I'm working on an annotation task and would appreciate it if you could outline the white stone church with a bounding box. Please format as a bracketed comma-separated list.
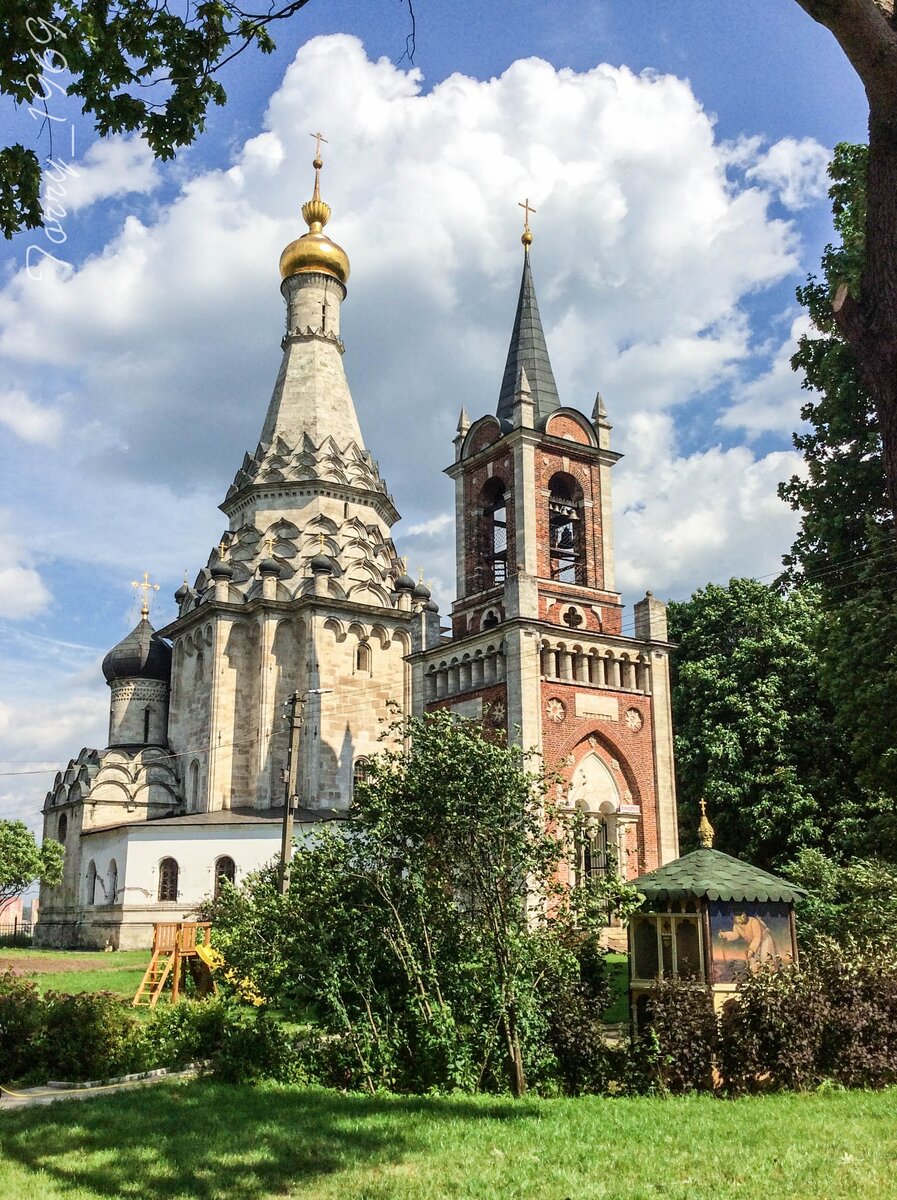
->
[37, 152, 679, 949]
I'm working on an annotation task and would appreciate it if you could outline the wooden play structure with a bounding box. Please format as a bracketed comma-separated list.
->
[133, 921, 217, 1007]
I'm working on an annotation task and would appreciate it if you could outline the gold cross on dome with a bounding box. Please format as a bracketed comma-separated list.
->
[218, 538, 229, 562]
[131, 571, 159, 619]
[265, 534, 276, 557]
[318, 532, 326, 552]
[518, 197, 536, 229]
[310, 131, 328, 159]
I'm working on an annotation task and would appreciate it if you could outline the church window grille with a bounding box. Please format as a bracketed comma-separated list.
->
[355, 642, 372, 674]
[158, 858, 179, 902]
[353, 757, 371, 798]
[548, 474, 585, 585]
[107, 859, 118, 906]
[57, 813, 67, 842]
[479, 480, 508, 588]
[85, 860, 98, 906]
[143, 706, 151, 744]
[214, 856, 236, 898]
[580, 818, 611, 882]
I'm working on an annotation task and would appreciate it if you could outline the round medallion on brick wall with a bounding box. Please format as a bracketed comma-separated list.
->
[625, 707, 644, 732]
[546, 697, 566, 723]
[489, 701, 506, 727]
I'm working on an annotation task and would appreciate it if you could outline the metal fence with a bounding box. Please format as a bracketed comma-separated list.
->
[0, 920, 34, 945]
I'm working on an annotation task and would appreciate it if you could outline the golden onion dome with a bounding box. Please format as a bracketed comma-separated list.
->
[279, 153, 350, 286]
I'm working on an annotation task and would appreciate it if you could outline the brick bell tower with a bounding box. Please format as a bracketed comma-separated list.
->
[411, 208, 679, 878]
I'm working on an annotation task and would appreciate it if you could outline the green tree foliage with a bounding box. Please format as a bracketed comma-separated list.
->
[668, 578, 857, 869]
[0, 819, 63, 904]
[785, 848, 897, 954]
[1, 0, 312, 237]
[209, 710, 630, 1097]
[780, 143, 897, 844]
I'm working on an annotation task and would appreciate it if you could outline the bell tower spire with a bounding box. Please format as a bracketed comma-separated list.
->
[496, 202, 560, 428]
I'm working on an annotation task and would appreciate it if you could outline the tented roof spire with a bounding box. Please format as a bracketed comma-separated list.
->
[496, 216, 560, 427]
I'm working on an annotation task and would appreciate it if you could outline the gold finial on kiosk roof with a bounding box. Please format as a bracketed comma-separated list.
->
[698, 798, 715, 849]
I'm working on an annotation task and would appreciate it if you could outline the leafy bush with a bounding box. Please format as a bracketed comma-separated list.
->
[718, 962, 826, 1093]
[143, 998, 235, 1068]
[38, 991, 148, 1082]
[638, 976, 718, 1094]
[209, 1009, 307, 1085]
[0, 971, 44, 1082]
[718, 940, 897, 1093]
[785, 849, 897, 954]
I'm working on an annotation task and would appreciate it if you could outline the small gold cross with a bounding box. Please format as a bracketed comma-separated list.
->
[318, 532, 326, 552]
[265, 534, 276, 557]
[131, 571, 159, 619]
[218, 538, 229, 562]
[310, 131, 328, 160]
[518, 197, 536, 229]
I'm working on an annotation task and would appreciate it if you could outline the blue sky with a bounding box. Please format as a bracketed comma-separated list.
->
[0, 0, 869, 827]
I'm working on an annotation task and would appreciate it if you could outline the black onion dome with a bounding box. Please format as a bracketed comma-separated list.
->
[102, 618, 171, 684]
[210, 559, 234, 580]
[259, 557, 282, 577]
[395, 573, 415, 592]
[425, 598, 439, 613]
[174, 582, 191, 602]
[310, 553, 333, 574]
[412, 580, 431, 601]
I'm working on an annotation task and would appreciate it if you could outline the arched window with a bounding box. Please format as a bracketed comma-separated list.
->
[189, 760, 200, 812]
[355, 642, 372, 674]
[352, 757, 371, 798]
[548, 473, 585, 585]
[214, 856, 236, 899]
[195, 651, 205, 683]
[107, 859, 118, 906]
[581, 818, 610, 881]
[143, 705, 152, 743]
[158, 858, 179, 902]
[85, 860, 98, 905]
[479, 479, 508, 588]
[57, 812, 68, 842]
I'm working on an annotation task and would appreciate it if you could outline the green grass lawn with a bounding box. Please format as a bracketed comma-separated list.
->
[603, 952, 629, 1023]
[0, 1081, 895, 1199]
[0, 950, 149, 999]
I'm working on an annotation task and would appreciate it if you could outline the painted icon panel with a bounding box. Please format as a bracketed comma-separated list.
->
[708, 901, 793, 983]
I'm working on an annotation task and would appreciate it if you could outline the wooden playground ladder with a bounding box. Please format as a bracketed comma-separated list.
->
[133, 921, 212, 1008]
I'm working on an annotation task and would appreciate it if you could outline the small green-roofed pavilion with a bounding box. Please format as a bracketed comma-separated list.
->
[627, 803, 805, 1022]
[632, 847, 806, 905]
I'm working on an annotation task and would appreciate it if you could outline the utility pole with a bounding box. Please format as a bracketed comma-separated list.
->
[278, 691, 303, 895]
[278, 687, 332, 895]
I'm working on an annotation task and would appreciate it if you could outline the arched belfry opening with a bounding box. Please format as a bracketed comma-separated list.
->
[479, 478, 508, 589]
[548, 473, 585, 585]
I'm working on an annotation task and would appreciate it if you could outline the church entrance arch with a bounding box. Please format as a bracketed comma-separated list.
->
[568, 751, 622, 884]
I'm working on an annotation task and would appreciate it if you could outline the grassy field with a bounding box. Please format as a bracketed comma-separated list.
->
[0, 1080, 895, 1199]
[0, 949, 148, 999]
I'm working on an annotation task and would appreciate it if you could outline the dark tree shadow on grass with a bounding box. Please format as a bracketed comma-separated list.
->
[0, 1080, 536, 1199]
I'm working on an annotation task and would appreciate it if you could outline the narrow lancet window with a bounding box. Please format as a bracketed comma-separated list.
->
[548, 474, 585, 585]
[479, 480, 508, 588]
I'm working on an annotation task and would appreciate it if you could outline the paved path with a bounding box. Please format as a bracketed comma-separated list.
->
[0, 1068, 198, 1110]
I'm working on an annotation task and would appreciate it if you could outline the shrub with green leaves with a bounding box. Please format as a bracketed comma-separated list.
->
[38, 991, 148, 1082]
[638, 975, 718, 1094]
[0, 971, 44, 1082]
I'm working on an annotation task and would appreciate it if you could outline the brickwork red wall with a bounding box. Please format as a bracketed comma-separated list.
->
[544, 413, 592, 444]
[539, 680, 659, 876]
[460, 450, 515, 601]
[534, 446, 605, 591]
